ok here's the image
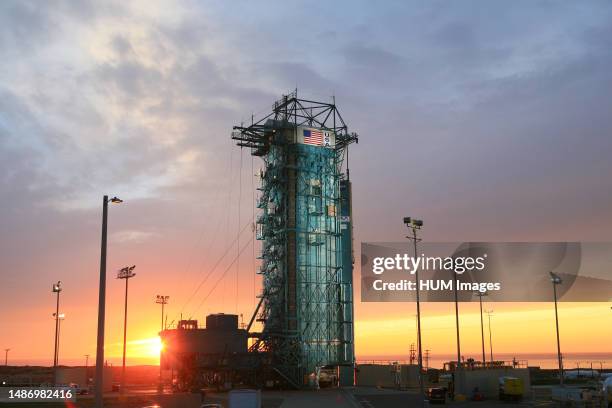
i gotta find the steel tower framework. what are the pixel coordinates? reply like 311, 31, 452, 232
232, 91, 358, 388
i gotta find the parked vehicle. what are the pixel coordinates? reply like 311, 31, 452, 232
603, 376, 612, 407
427, 387, 447, 404
318, 366, 338, 388
68, 382, 87, 395
438, 374, 454, 399
499, 376, 523, 401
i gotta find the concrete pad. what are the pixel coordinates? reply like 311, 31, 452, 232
278, 389, 357, 408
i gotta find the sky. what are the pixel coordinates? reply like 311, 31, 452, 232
1, 0, 611, 368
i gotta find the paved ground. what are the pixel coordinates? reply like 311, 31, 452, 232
205, 389, 357, 408
1, 387, 557, 408
346, 387, 542, 408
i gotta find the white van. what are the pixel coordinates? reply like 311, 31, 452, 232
603, 377, 612, 407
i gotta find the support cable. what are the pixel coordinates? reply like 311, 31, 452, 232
223, 147, 234, 311
237, 147, 243, 314
251, 153, 256, 309
193, 235, 254, 316
173, 142, 233, 322
177, 221, 252, 321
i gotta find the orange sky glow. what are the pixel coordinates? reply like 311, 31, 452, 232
2, 1, 612, 370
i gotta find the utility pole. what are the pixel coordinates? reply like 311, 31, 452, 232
155, 295, 169, 393
424, 349, 430, 371
4, 349, 9, 366
550, 271, 564, 386
52, 281, 62, 385
156, 295, 169, 331
474, 291, 488, 367
85, 354, 90, 386
117, 265, 136, 395
485, 310, 494, 363
53, 313, 65, 367
404, 217, 425, 407
453, 269, 462, 396
95, 195, 123, 408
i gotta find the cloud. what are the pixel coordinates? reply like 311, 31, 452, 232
111, 230, 160, 244
2, 0, 612, 360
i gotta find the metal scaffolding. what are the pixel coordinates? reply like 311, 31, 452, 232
232, 91, 358, 388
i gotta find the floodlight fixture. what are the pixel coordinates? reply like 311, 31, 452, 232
52, 281, 62, 293
156, 295, 169, 304
117, 265, 136, 279
550, 271, 562, 284
403, 217, 424, 229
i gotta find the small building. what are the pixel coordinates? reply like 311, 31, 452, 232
160, 314, 252, 390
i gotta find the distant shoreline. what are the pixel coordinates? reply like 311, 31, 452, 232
5, 351, 611, 370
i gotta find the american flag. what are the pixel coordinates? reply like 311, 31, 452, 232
303, 129, 324, 146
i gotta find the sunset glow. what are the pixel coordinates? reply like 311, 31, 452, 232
128, 337, 163, 358
1, 1, 611, 375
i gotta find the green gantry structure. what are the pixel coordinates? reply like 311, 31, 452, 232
232, 91, 358, 388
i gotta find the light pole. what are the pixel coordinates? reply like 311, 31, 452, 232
85, 354, 90, 386
550, 271, 564, 387
485, 309, 494, 363
53, 313, 65, 367
155, 295, 169, 393
117, 265, 136, 395
155, 295, 169, 331
95, 195, 122, 408
453, 267, 463, 396
474, 291, 488, 367
403, 217, 425, 406
52, 281, 62, 385
4, 349, 9, 366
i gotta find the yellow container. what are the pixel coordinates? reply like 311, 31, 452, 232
503, 377, 523, 395
499, 376, 523, 400
455, 394, 467, 401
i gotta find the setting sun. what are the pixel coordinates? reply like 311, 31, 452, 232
115, 337, 164, 361
134, 337, 163, 356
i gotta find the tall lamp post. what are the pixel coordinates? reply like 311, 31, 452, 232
155, 295, 169, 393
52, 281, 62, 385
4, 349, 10, 366
550, 271, 564, 386
485, 309, 494, 363
403, 217, 425, 406
95, 195, 123, 408
474, 291, 488, 367
155, 295, 169, 331
117, 265, 136, 395
52, 313, 65, 367
452, 267, 463, 397
85, 354, 90, 386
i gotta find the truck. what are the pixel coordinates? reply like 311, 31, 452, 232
499, 376, 523, 401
